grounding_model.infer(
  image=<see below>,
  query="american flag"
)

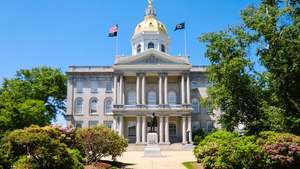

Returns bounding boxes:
[108,24,118,37]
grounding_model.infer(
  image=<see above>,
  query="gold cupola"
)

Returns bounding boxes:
[131,0,170,55]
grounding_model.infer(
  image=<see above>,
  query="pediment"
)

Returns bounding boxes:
[115,50,189,65]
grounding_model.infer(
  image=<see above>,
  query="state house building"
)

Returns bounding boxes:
[66,0,221,144]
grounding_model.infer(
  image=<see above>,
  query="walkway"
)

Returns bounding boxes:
[113,151,196,169]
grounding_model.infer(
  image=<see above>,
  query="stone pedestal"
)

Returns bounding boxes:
[144,133,162,157]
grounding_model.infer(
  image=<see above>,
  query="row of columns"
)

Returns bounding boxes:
[114,73,191,106]
[113,115,193,144]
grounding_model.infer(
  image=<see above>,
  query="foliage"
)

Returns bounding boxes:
[200,0,300,134]
[0,66,67,135]
[193,128,207,145]
[3,125,83,169]
[182,161,195,169]
[194,130,300,169]
[75,126,128,164]
[257,131,300,169]
[194,130,265,169]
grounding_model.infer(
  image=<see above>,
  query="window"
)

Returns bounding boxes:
[76,81,84,93]
[147,90,157,105]
[74,121,83,128]
[90,98,98,114]
[75,97,83,115]
[192,121,201,131]
[104,98,112,114]
[104,121,113,129]
[207,121,214,132]
[91,80,98,93]
[127,90,136,105]
[192,98,199,113]
[148,42,154,49]
[106,82,112,93]
[128,121,136,137]
[137,44,141,53]
[89,121,98,128]
[161,44,165,52]
[169,123,177,137]
[168,91,177,104]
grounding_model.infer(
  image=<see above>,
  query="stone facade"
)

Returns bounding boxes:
[66,0,221,144]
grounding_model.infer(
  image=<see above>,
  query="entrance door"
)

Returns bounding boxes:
[127,121,136,143]
[169,122,178,143]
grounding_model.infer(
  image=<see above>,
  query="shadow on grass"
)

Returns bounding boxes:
[182,161,203,169]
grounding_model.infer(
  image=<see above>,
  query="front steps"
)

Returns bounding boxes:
[127,143,194,151]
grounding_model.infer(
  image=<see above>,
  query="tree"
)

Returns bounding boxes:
[0,67,67,135]
[200,27,265,134]
[200,0,300,134]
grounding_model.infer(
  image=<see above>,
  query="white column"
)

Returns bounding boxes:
[119,75,123,105]
[136,76,140,105]
[181,75,185,104]
[159,116,164,144]
[136,116,141,143]
[186,75,191,104]
[113,75,118,105]
[164,75,168,104]
[182,116,187,144]
[142,75,145,105]
[113,116,118,132]
[159,75,163,105]
[165,116,170,144]
[142,116,146,143]
[119,116,123,136]
[188,116,192,144]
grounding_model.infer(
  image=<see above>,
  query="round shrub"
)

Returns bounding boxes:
[257,131,300,169]
[3,125,84,169]
[75,125,128,163]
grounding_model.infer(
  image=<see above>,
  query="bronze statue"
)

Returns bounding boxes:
[150,113,157,132]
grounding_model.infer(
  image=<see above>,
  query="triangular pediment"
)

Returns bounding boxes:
[115,49,189,65]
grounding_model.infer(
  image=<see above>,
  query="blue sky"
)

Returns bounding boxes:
[0,0,259,126]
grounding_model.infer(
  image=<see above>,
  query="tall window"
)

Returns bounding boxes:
[104,121,113,129]
[207,121,214,132]
[90,98,98,114]
[192,98,199,113]
[148,42,154,49]
[75,97,83,114]
[89,121,98,128]
[106,82,112,93]
[161,44,166,52]
[137,44,141,53]
[168,91,177,104]
[127,90,136,105]
[147,90,157,105]
[91,80,98,93]
[76,81,84,93]
[74,121,83,128]
[104,98,112,114]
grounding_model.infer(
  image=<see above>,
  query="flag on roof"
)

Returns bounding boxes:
[108,24,118,37]
[174,22,185,31]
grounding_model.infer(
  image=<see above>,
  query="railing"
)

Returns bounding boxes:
[113,104,192,110]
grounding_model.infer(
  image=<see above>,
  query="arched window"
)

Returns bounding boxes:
[90,98,98,114]
[168,91,177,105]
[75,97,83,114]
[161,44,166,52]
[137,44,141,53]
[192,98,199,113]
[104,98,112,114]
[147,90,157,105]
[127,90,136,105]
[148,42,154,49]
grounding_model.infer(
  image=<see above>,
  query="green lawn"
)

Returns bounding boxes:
[182,161,195,169]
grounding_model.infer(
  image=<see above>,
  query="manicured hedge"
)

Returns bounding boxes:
[194,130,300,169]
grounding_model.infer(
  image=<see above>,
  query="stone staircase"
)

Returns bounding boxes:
[126,143,194,151]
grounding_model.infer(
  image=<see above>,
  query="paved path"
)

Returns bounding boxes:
[113,151,195,169]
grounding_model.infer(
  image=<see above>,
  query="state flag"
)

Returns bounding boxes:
[174,22,185,31]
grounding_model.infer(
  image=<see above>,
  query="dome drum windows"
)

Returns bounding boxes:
[137,44,142,53]
[161,44,166,52]
[148,42,154,49]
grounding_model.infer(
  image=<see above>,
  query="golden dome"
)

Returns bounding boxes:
[133,0,168,37]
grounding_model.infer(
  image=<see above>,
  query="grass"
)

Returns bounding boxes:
[182,161,203,169]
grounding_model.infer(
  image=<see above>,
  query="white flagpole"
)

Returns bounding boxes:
[116,35,119,56]
[184,28,187,57]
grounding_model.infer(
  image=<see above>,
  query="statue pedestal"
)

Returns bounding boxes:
[144,133,162,157]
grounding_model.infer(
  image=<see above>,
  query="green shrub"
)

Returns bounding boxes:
[194,130,264,169]
[3,125,84,169]
[76,126,128,163]
[193,128,206,145]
